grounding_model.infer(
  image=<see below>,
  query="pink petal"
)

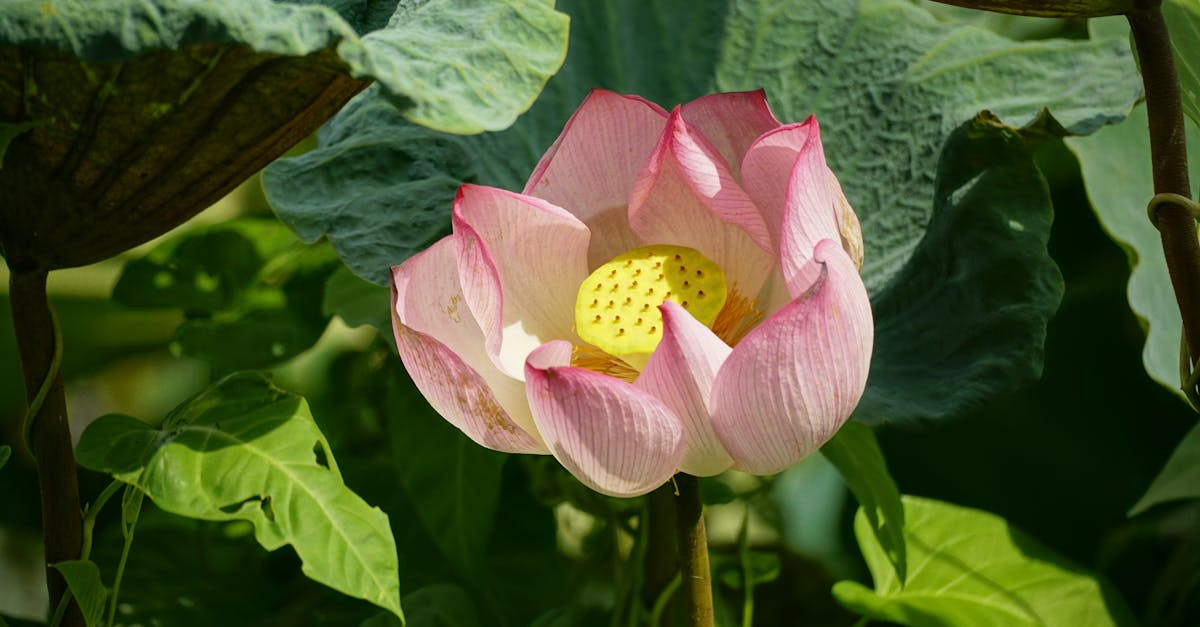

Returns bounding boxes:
[524,89,669,267]
[391,237,547,454]
[710,239,873,475]
[525,341,685,497]
[679,90,782,180]
[628,108,775,296]
[452,185,590,378]
[635,302,733,477]
[740,117,856,297]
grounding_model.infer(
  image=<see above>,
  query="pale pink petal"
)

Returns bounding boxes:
[391,237,547,453]
[679,90,782,179]
[710,239,873,475]
[452,184,590,378]
[628,109,775,296]
[740,117,828,248]
[525,341,685,497]
[635,302,733,477]
[524,89,668,267]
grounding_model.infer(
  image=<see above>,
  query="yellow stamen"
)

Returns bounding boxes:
[711,285,764,347]
[574,245,727,358]
[571,345,639,382]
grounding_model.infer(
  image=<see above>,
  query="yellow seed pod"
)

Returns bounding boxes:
[574,245,728,358]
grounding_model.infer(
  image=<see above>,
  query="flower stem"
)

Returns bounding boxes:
[1127,4,1200,386]
[674,474,714,627]
[644,481,679,621]
[9,269,83,626]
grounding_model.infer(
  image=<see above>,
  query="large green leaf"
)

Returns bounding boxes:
[820,421,906,584]
[75,373,403,620]
[834,496,1138,627]
[0,0,568,134]
[1066,105,1200,397]
[856,113,1062,423]
[1166,0,1200,127]
[388,370,506,578]
[52,560,107,627]
[1130,420,1200,515]
[264,0,1139,423]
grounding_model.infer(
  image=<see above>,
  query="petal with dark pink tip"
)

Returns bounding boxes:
[710,239,873,475]
[453,184,590,378]
[524,89,668,267]
[391,237,547,454]
[628,109,774,296]
[526,341,685,497]
[679,90,782,179]
[636,302,733,477]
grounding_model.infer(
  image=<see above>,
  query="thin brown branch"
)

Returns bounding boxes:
[1128,5,1200,378]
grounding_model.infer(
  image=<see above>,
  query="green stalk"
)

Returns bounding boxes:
[674,474,714,627]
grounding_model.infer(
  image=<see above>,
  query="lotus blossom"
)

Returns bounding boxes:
[391,89,873,497]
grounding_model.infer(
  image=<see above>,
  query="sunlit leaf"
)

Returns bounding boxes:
[1130,421,1200,515]
[834,496,1137,627]
[75,373,402,620]
[821,421,905,584]
[51,560,107,627]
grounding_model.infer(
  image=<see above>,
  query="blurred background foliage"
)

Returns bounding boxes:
[1,5,1198,627]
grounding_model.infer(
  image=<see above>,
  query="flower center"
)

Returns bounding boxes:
[574,245,728,358]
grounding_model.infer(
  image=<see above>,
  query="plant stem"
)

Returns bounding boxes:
[674,474,714,627]
[644,481,679,623]
[1127,4,1200,372]
[9,269,83,626]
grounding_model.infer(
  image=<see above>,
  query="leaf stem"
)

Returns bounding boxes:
[674,474,714,627]
[105,486,143,627]
[9,269,83,627]
[1127,3,1200,393]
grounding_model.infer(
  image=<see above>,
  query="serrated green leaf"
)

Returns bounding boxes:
[1130,421,1200,514]
[1166,0,1200,126]
[388,373,506,578]
[1066,102,1200,398]
[821,421,906,584]
[51,560,107,627]
[834,496,1137,627]
[266,0,1138,422]
[75,373,402,620]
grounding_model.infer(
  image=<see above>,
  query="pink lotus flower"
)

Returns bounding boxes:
[391,89,873,497]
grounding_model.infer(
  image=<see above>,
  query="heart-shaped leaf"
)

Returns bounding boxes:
[834,496,1137,627]
[75,372,403,620]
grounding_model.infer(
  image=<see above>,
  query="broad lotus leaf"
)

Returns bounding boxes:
[0,0,567,270]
